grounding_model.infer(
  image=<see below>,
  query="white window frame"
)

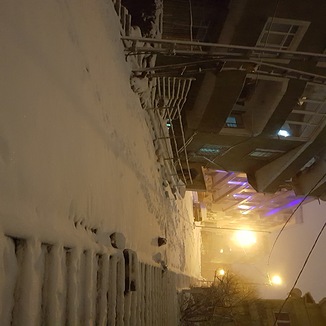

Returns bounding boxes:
[274,312,291,325]
[281,83,326,141]
[257,17,310,51]
[249,148,285,159]
[197,144,230,156]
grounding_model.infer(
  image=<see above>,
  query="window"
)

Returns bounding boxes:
[317,49,326,68]
[225,114,244,128]
[249,148,284,159]
[237,78,256,106]
[257,17,310,50]
[282,83,326,140]
[197,144,229,156]
[274,312,291,325]
[226,116,238,128]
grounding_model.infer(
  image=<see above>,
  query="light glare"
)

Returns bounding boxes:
[234,230,257,247]
[218,269,225,276]
[238,204,251,210]
[278,129,290,137]
[271,275,282,285]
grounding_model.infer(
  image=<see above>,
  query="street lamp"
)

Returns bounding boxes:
[270,274,282,286]
[233,230,257,247]
[218,268,226,276]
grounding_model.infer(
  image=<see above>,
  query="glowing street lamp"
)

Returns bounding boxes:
[270,274,282,285]
[277,129,290,137]
[218,269,226,276]
[234,230,257,247]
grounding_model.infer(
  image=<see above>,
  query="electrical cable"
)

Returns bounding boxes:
[272,220,326,326]
[188,0,193,43]
[202,155,228,172]
[268,171,326,265]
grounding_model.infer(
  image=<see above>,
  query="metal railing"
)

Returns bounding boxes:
[112,1,196,189]
[148,76,195,185]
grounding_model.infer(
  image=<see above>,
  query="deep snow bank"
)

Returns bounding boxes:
[0,0,200,278]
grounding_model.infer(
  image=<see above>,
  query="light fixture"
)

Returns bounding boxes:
[238,204,251,210]
[233,230,257,247]
[270,274,282,285]
[278,122,291,138]
[218,269,225,276]
[277,129,290,137]
[297,96,307,106]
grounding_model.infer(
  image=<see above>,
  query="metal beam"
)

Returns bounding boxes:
[286,120,318,126]
[122,36,326,62]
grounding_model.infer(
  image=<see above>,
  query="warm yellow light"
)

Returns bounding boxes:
[238,204,251,210]
[218,269,225,276]
[271,275,282,285]
[234,230,257,247]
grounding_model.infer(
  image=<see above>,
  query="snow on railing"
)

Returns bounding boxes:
[112,0,132,37]
[111,0,195,195]
[132,74,194,193]
[0,234,187,325]
[147,76,195,188]
[129,73,195,193]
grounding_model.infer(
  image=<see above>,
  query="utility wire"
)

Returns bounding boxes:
[268,171,326,265]
[188,0,193,43]
[273,220,326,326]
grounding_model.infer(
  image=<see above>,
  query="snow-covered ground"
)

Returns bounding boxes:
[0,0,201,324]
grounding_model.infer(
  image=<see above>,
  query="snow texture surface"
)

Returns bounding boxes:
[0,3,201,322]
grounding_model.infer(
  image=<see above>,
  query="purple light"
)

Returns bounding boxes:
[228,181,247,186]
[264,198,304,217]
[233,193,250,199]
[214,169,227,173]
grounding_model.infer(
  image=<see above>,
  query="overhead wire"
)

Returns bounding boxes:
[262,4,326,318]
[267,169,326,324]
[268,170,326,265]
[188,0,193,43]
[264,0,326,265]
[272,219,326,326]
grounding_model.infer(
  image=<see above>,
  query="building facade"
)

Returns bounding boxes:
[158,0,326,200]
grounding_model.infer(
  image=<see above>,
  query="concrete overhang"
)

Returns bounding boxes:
[248,126,326,194]
[262,79,307,136]
[186,70,247,133]
[292,149,326,200]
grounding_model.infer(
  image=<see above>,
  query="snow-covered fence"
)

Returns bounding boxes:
[112,0,132,37]
[0,234,191,325]
[0,237,121,325]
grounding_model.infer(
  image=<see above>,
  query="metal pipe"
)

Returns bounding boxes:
[121,36,326,61]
